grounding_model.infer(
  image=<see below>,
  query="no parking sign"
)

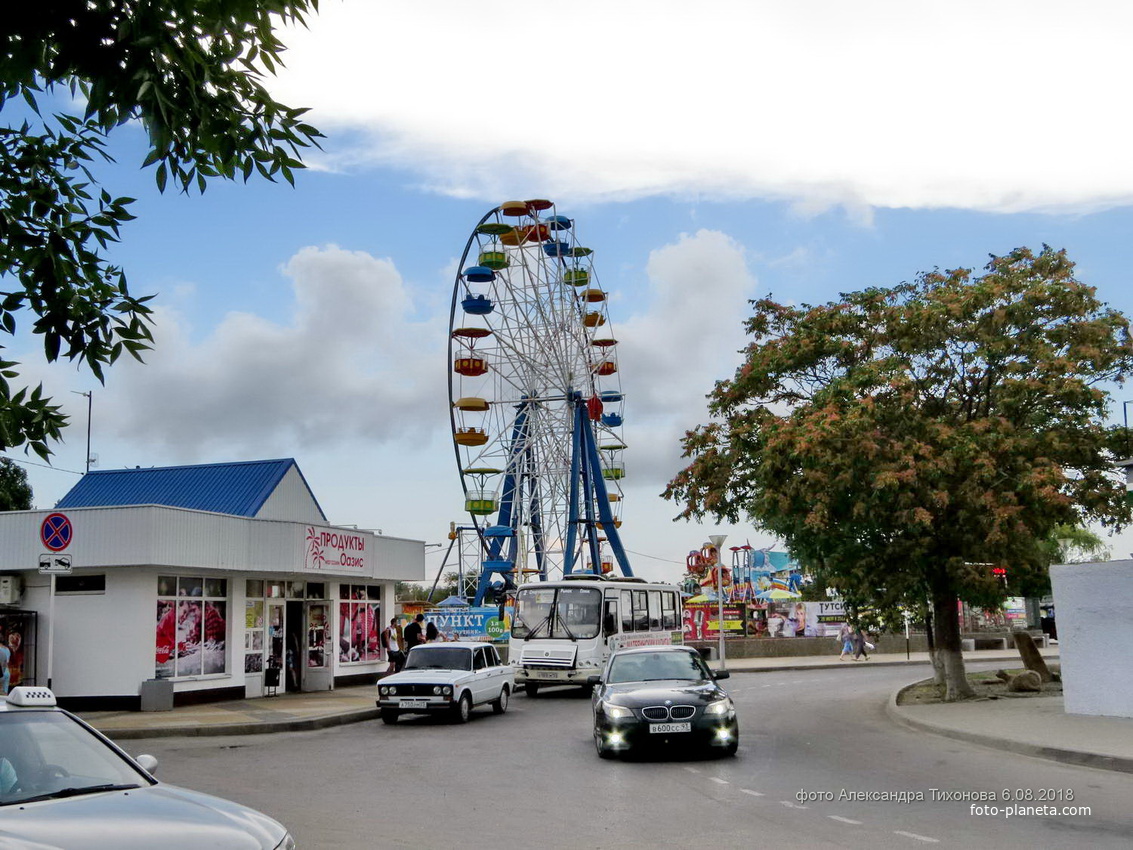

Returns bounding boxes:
[40,512,73,552]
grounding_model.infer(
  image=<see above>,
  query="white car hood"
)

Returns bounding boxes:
[0,784,286,850]
[381,670,471,686]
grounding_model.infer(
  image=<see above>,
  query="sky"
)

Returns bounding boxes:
[7,1,1133,583]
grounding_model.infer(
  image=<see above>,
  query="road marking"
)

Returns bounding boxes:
[684,767,701,774]
[780,800,807,810]
[894,831,939,843]
[710,777,728,785]
[829,816,861,825]
[741,789,765,797]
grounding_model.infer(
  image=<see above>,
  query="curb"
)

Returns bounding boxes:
[720,658,932,674]
[94,707,382,740]
[886,684,1133,776]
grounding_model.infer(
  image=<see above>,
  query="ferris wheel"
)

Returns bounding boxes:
[448,199,632,605]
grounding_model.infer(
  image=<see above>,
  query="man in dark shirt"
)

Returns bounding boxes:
[403,613,425,651]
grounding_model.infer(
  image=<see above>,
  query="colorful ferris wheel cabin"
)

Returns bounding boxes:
[454,357,489,376]
[478,249,508,270]
[464,490,500,515]
[463,266,495,283]
[462,294,494,315]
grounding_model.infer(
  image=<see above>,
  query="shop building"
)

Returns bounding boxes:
[0,458,425,710]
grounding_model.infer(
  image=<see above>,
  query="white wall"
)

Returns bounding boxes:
[1049,560,1133,718]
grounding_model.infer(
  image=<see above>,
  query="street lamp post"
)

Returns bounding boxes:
[1124,400,1133,459]
[708,533,727,670]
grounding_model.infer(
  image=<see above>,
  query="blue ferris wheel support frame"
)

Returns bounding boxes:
[472,392,633,605]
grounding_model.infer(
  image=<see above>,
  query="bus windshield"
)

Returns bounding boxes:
[513,586,602,640]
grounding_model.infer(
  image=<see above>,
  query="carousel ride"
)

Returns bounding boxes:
[448,200,632,605]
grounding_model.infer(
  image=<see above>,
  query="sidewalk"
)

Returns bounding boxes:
[76,648,1133,774]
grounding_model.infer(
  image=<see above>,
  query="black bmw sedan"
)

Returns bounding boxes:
[589,645,738,759]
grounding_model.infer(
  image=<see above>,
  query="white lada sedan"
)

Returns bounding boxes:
[376,641,514,724]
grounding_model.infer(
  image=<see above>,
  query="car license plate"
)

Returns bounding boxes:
[398,699,427,709]
[533,670,559,679]
[649,722,692,734]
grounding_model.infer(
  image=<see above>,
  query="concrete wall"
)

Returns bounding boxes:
[1050,560,1133,719]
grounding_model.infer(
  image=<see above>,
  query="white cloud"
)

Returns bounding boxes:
[617,229,758,487]
[272,1,1133,214]
[96,245,447,460]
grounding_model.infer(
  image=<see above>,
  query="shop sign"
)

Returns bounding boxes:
[304,526,368,572]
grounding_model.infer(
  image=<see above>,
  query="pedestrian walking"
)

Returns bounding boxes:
[838,623,853,660]
[852,627,872,661]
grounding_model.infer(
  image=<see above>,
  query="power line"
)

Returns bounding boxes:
[0,455,84,476]
[623,547,685,565]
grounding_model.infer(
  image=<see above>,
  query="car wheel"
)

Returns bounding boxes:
[525,682,540,697]
[381,709,398,725]
[492,686,510,714]
[453,692,472,723]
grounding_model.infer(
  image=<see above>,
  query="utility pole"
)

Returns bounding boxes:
[73,391,92,473]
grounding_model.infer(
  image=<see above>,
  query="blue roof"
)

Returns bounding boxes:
[55,458,326,520]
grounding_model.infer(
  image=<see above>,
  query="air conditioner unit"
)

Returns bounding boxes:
[0,575,23,605]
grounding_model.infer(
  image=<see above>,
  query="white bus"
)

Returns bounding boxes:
[509,575,684,695]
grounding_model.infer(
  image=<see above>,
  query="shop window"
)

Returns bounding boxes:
[338,584,382,664]
[55,574,106,594]
[155,576,228,679]
[306,582,325,600]
[246,579,264,599]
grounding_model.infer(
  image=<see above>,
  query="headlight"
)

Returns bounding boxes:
[432,686,442,695]
[704,698,734,716]
[274,833,296,850]
[602,702,633,720]
[385,686,397,696]
[442,686,453,696]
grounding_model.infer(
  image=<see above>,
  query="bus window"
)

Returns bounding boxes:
[603,600,618,636]
[647,591,662,629]
[552,587,601,640]
[633,590,648,631]
[620,590,634,632]
[661,591,677,629]
[513,588,555,639]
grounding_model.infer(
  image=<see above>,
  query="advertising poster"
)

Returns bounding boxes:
[339,601,381,662]
[155,600,176,678]
[0,611,35,693]
[177,600,203,676]
[425,607,512,642]
[203,601,226,675]
[683,604,744,640]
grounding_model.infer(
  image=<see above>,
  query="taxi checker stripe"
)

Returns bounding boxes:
[41,513,73,550]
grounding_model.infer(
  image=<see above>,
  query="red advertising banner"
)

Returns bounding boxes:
[683,603,745,640]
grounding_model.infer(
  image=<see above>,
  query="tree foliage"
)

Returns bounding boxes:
[666,247,1133,699]
[1,1,322,458]
[0,457,34,510]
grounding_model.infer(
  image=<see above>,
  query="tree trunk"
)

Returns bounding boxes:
[924,610,944,686]
[931,588,975,701]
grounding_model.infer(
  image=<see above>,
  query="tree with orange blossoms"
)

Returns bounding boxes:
[665,246,1133,700]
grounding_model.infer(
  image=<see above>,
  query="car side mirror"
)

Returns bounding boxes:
[135,754,159,775]
[712,670,730,680]
[587,674,601,686]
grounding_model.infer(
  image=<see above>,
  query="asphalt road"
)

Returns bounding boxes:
[123,663,1133,849]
